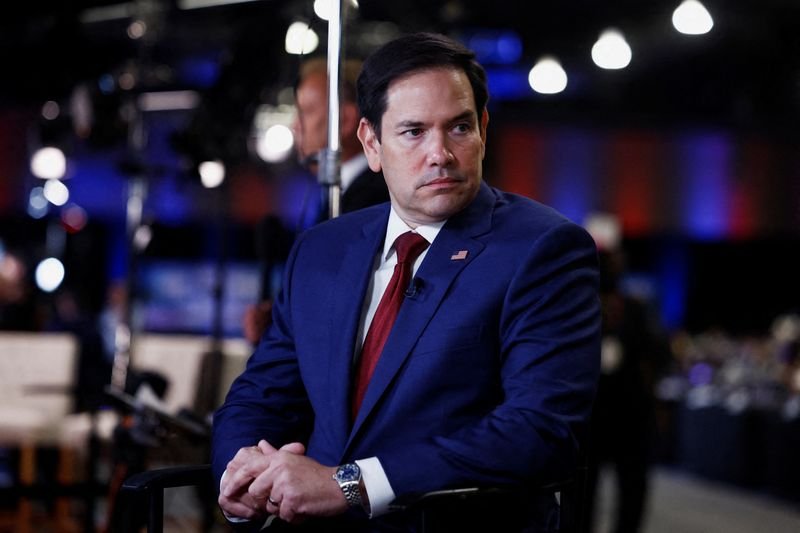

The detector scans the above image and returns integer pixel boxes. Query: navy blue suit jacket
[212,181,600,523]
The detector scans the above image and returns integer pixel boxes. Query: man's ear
[357,118,382,172]
[479,109,489,159]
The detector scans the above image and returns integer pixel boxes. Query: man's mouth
[423,176,462,187]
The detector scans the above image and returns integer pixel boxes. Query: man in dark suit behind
[216,32,600,532]
[243,57,390,344]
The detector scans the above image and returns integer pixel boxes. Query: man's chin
[420,190,475,219]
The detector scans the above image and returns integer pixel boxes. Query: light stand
[318,0,346,220]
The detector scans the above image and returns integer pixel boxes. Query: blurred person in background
[47,286,111,413]
[243,57,389,344]
[0,244,39,330]
[583,213,672,533]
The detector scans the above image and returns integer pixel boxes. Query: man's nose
[426,131,454,166]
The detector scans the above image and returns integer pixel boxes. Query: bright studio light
[313,0,358,21]
[198,160,226,188]
[30,146,67,180]
[252,103,295,163]
[673,0,714,35]
[528,56,568,95]
[43,178,69,206]
[257,124,294,163]
[591,29,632,70]
[35,257,65,293]
[285,22,319,55]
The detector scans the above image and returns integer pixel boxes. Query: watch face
[336,463,361,482]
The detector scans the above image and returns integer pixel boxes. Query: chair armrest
[391,475,582,532]
[391,474,575,510]
[121,464,213,533]
[122,463,213,494]
[391,485,516,510]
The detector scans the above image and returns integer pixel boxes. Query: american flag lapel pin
[450,250,468,261]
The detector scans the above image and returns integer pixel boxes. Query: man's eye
[453,123,471,133]
[403,128,423,137]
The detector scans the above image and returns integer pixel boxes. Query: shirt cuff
[355,457,396,517]
[219,470,271,525]
[219,471,247,523]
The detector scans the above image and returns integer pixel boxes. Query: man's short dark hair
[357,32,489,139]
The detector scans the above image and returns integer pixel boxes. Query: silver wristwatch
[333,463,363,507]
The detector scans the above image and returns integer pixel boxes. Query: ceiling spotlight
[252,103,295,163]
[591,29,632,70]
[199,160,226,188]
[35,257,65,293]
[257,124,294,163]
[133,224,153,252]
[672,0,714,35]
[285,22,319,55]
[528,56,568,95]
[30,146,67,180]
[313,0,358,21]
[43,179,70,206]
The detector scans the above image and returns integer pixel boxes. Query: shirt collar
[382,206,446,261]
[341,154,370,192]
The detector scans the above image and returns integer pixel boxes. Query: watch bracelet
[342,480,362,506]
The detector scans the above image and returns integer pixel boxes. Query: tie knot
[393,231,429,265]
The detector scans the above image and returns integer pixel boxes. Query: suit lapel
[347,183,497,446]
[326,208,389,452]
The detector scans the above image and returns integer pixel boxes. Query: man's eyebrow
[449,111,476,124]
[393,111,476,130]
[393,120,426,129]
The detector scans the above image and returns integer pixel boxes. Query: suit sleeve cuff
[355,457,396,517]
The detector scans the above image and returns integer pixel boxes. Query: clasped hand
[219,440,348,524]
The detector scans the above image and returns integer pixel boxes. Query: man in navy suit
[213,32,600,531]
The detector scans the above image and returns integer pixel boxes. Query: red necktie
[351,231,429,418]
